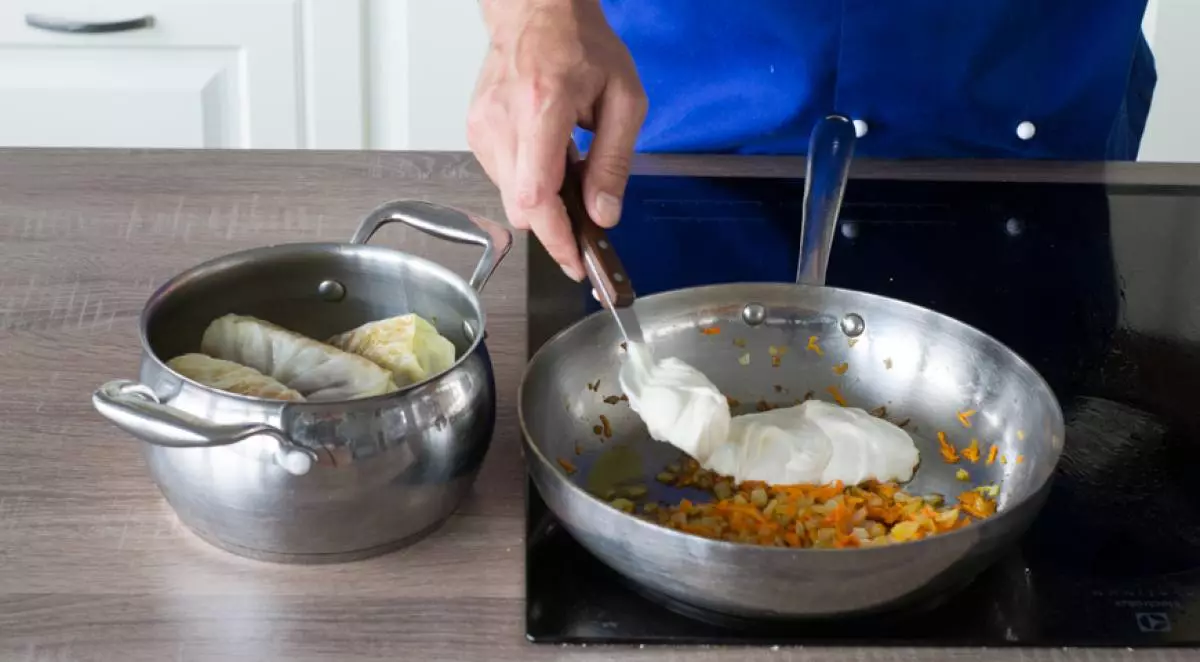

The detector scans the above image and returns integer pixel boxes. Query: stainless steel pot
[518,116,1066,618]
[93,200,513,563]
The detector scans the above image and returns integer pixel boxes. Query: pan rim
[518,281,1066,556]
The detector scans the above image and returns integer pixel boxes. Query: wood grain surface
[0,148,1192,662]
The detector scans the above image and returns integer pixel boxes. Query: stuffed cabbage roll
[328,313,457,387]
[167,353,306,402]
[201,314,398,401]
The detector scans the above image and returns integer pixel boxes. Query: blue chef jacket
[575,0,1156,160]
[570,0,1156,304]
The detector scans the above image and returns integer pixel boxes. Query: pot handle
[796,114,858,287]
[350,200,514,294]
[92,380,317,476]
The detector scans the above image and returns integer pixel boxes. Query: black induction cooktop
[524,169,1200,647]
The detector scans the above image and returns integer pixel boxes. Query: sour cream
[619,344,919,486]
[708,399,920,485]
[619,342,731,462]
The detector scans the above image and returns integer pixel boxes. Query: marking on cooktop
[1135,612,1172,632]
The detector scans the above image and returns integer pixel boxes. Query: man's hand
[469,0,647,281]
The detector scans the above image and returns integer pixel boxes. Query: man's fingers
[527,196,586,281]
[513,89,584,279]
[583,78,647,228]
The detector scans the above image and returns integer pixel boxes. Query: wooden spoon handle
[560,142,636,308]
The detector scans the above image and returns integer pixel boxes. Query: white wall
[371,0,1198,162]
[367,0,487,151]
[1138,0,1199,162]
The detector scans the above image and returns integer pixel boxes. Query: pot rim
[139,240,490,407]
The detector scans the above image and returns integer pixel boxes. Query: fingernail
[561,263,584,282]
[594,192,623,227]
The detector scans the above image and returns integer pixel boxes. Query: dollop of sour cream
[619,342,731,462]
[619,342,919,486]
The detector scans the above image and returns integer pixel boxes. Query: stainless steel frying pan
[518,116,1065,619]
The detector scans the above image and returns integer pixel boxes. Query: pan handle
[796,115,858,287]
[350,200,514,294]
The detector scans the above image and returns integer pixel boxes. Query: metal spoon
[559,142,646,349]
[559,142,655,404]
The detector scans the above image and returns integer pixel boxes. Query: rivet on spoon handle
[560,142,636,309]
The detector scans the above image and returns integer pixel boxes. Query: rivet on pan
[318,279,346,302]
[841,220,860,239]
[840,313,865,337]
[741,303,766,326]
[1005,217,1024,237]
[613,272,626,283]
[598,239,610,250]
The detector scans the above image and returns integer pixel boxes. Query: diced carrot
[635,456,1001,549]
[812,481,845,501]
[681,523,717,537]
[823,502,847,530]
[871,482,897,499]
[962,438,981,463]
[835,533,862,548]
[958,491,998,518]
[714,502,768,522]
[957,409,977,428]
[938,431,960,464]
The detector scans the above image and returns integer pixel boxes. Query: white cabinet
[0,0,364,149]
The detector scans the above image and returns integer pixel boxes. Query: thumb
[583,80,647,228]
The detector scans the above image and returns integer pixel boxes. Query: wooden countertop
[0,149,1193,662]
